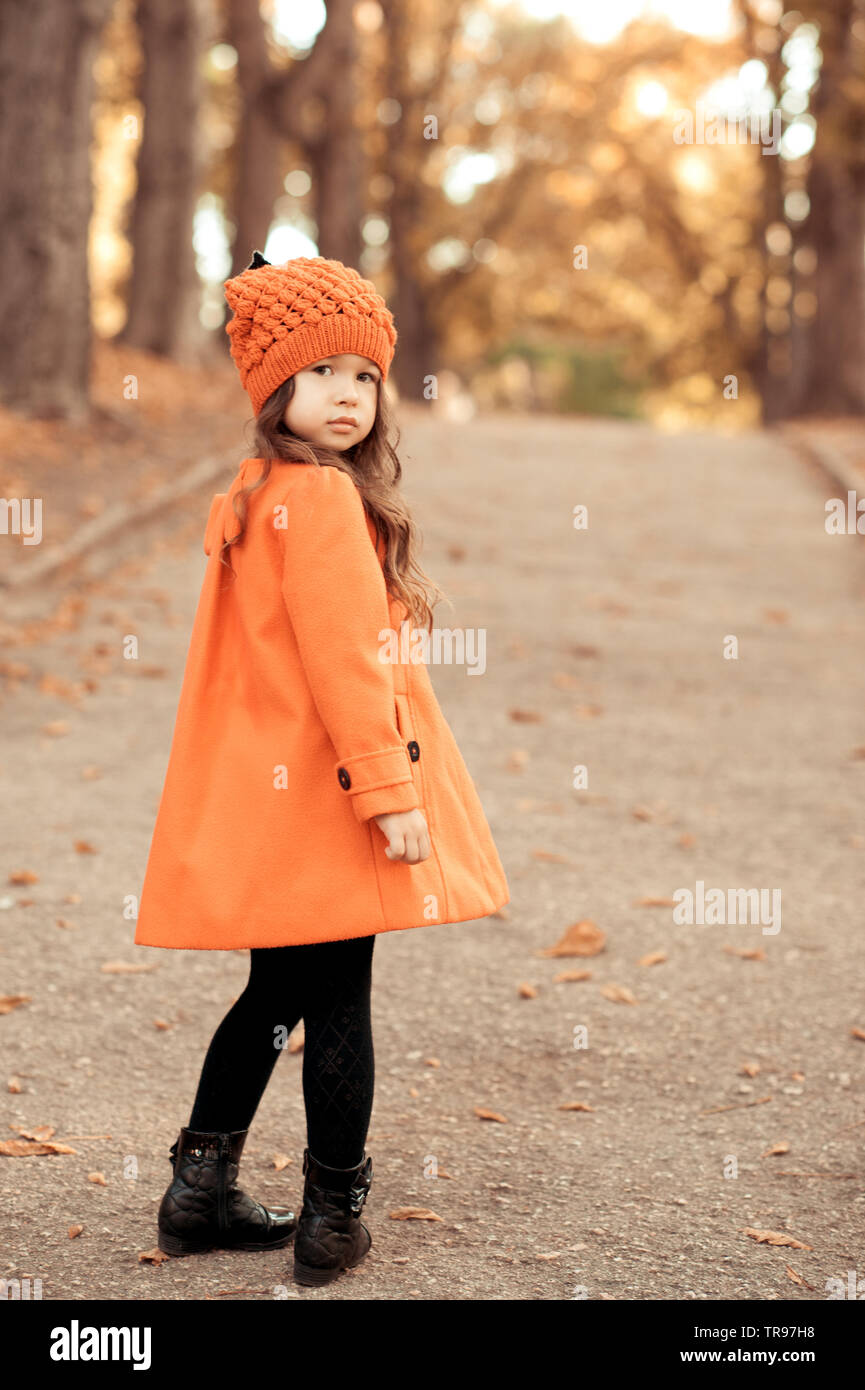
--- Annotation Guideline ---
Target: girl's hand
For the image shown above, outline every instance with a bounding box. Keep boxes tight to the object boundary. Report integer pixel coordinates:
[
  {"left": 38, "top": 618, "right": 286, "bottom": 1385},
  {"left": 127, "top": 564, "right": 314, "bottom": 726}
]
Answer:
[{"left": 373, "top": 809, "right": 431, "bottom": 863}]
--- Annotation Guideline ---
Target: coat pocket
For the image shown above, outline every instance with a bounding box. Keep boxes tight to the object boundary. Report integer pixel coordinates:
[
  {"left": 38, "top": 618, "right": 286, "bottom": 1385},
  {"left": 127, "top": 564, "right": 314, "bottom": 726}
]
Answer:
[{"left": 394, "top": 690, "right": 424, "bottom": 801}]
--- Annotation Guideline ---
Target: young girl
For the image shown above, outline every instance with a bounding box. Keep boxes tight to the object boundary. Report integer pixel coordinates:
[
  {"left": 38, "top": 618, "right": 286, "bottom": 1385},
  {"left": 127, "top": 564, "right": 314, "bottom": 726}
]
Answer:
[{"left": 134, "top": 252, "right": 510, "bottom": 1287}]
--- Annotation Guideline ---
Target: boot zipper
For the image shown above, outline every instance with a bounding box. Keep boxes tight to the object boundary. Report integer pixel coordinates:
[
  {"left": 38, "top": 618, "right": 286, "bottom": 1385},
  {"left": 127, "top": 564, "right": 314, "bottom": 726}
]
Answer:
[{"left": 217, "top": 1135, "right": 229, "bottom": 1237}]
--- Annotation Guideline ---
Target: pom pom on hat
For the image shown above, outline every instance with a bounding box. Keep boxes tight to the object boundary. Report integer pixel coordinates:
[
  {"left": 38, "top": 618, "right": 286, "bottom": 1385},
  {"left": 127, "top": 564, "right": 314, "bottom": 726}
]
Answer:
[{"left": 223, "top": 252, "right": 397, "bottom": 415}]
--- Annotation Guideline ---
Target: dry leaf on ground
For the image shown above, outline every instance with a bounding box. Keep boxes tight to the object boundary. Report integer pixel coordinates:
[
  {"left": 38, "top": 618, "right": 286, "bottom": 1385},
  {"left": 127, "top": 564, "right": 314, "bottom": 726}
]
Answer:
[
  {"left": 537, "top": 920, "right": 605, "bottom": 958},
  {"left": 742, "top": 1228, "right": 812, "bottom": 1250}
]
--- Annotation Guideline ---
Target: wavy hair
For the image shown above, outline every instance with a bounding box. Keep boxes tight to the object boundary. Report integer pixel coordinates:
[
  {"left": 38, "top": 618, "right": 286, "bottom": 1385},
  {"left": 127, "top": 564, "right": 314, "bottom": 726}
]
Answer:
[{"left": 217, "top": 376, "right": 449, "bottom": 634}]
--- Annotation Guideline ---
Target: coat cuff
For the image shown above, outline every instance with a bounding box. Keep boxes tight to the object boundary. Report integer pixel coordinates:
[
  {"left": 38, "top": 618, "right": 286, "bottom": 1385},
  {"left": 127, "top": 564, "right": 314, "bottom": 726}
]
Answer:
[{"left": 334, "top": 745, "right": 420, "bottom": 824}]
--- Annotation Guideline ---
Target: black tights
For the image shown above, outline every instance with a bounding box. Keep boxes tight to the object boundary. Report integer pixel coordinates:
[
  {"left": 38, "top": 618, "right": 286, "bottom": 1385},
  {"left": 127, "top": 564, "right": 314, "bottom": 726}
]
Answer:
[{"left": 187, "top": 934, "right": 375, "bottom": 1170}]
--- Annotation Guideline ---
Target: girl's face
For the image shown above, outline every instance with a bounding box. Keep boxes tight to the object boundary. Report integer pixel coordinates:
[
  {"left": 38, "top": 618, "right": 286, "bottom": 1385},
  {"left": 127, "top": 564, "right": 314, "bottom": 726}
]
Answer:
[{"left": 283, "top": 353, "right": 381, "bottom": 450}]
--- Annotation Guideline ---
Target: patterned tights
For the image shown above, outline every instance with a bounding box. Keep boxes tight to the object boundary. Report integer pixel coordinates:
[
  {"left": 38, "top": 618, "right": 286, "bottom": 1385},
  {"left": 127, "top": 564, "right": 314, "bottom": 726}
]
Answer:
[{"left": 187, "top": 934, "right": 375, "bottom": 1169}]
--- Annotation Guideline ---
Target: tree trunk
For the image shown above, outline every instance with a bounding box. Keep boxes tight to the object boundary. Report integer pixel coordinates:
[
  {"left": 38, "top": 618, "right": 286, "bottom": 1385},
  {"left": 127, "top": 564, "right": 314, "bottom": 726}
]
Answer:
[
  {"left": 0, "top": 0, "right": 115, "bottom": 420},
  {"left": 120, "top": 0, "right": 210, "bottom": 360},
  {"left": 225, "top": 0, "right": 284, "bottom": 280},
  {"left": 792, "top": 0, "right": 865, "bottom": 416},
  {"left": 794, "top": 162, "right": 865, "bottom": 414},
  {"left": 377, "top": 0, "right": 442, "bottom": 402},
  {"left": 305, "top": 3, "right": 363, "bottom": 267},
  {"left": 256, "top": 0, "right": 365, "bottom": 270}
]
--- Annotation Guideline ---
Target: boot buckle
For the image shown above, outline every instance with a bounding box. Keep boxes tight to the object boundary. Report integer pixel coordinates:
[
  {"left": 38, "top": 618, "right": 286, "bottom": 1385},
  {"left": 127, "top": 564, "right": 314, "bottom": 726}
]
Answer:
[
  {"left": 188, "top": 1141, "right": 221, "bottom": 1161},
  {"left": 348, "top": 1169, "right": 370, "bottom": 1217}
]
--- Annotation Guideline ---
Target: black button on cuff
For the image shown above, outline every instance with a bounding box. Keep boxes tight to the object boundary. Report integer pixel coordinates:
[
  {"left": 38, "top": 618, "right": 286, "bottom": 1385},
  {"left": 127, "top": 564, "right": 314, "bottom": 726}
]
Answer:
[
  {"left": 407, "top": 741, "right": 420, "bottom": 761},
  {"left": 337, "top": 767, "right": 351, "bottom": 789}
]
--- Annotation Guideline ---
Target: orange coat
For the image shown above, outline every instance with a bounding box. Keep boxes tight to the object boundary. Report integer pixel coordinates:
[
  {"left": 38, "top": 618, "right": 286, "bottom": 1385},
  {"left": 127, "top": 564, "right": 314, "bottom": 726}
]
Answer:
[{"left": 134, "top": 459, "right": 510, "bottom": 950}]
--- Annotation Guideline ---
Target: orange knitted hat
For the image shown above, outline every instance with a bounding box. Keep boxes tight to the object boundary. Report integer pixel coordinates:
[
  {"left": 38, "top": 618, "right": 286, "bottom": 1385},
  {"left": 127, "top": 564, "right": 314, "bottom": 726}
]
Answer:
[{"left": 223, "top": 251, "right": 397, "bottom": 415}]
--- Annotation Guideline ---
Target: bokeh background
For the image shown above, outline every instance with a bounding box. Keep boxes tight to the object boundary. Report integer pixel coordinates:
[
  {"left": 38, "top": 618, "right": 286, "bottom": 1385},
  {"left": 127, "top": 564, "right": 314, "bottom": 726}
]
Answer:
[{"left": 3, "top": 0, "right": 864, "bottom": 440}]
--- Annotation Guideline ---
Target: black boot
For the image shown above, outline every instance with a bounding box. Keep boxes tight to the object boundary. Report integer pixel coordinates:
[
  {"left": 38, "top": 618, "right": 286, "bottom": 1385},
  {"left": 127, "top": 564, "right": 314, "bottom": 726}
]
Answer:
[
  {"left": 292, "top": 1147, "right": 373, "bottom": 1286},
  {"left": 157, "top": 1127, "right": 297, "bottom": 1256}
]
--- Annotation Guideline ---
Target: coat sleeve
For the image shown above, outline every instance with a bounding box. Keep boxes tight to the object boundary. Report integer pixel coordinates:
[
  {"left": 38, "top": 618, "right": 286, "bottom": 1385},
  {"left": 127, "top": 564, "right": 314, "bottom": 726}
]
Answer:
[{"left": 277, "top": 465, "right": 421, "bottom": 824}]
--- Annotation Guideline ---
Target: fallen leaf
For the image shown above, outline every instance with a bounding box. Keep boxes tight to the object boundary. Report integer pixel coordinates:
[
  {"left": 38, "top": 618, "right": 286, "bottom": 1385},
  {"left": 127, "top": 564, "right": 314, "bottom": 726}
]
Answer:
[
  {"left": 851, "top": 1027, "right": 865, "bottom": 1042},
  {"left": 558, "top": 1101, "right": 595, "bottom": 1112},
  {"left": 474, "top": 1107, "right": 507, "bottom": 1123},
  {"left": 42, "top": 720, "right": 70, "bottom": 736},
  {"left": 638, "top": 951, "right": 667, "bottom": 967},
  {"left": 424, "top": 1057, "right": 440, "bottom": 1068},
  {"left": 0, "top": 1139, "right": 77, "bottom": 1156},
  {"left": 271, "top": 1153, "right": 292, "bottom": 1172},
  {"left": 68, "top": 1224, "right": 84, "bottom": 1239},
  {"left": 762, "top": 1142, "right": 790, "bottom": 1157},
  {"left": 153, "top": 1019, "right": 172, "bottom": 1030},
  {"left": 139, "top": 1248, "right": 170, "bottom": 1265},
  {"left": 634, "top": 895, "right": 676, "bottom": 908},
  {"left": 74, "top": 841, "right": 98, "bottom": 854},
  {"left": 724, "top": 946, "right": 766, "bottom": 960},
  {"left": 742, "top": 1228, "right": 811, "bottom": 1250},
  {"left": 13, "top": 1124, "right": 55, "bottom": 1140},
  {"left": 7, "top": 871, "right": 37, "bottom": 885},
  {"left": 55, "top": 917, "right": 77, "bottom": 930},
  {"left": 508, "top": 708, "right": 543, "bottom": 723},
  {"left": 600, "top": 984, "right": 637, "bottom": 1004},
  {"left": 701, "top": 1096, "right": 772, "bottom": 1115},
  {"left": 0, "top": 995, "right": 31, "bottom": 1014},
  {"left": 388, "top": 1207, "right": 443, "bottom": 1221},
  {"left": 88, "top": 1172, "right": 108, "bottom": 1185},
  {"left": 553, "top": 968, "right": 592, "bottom": 982},
  {"left": 518, "top": 982, "right": 538, "bottom": 998},
  {"left": 531, "top": 849, "right": 570, "bottom": 863},
  {"left": 785, "top": 1265, "right": 814, "bottom": 1289},
  {"left": 7, "top": 1077, "right": 23, "bottom": 1093},
  {"left": 741, "top": 1062, "right": 761, "bottom": 1077},
  {"left": 537, "top": 920, "right": 605, "bottom": 958}
]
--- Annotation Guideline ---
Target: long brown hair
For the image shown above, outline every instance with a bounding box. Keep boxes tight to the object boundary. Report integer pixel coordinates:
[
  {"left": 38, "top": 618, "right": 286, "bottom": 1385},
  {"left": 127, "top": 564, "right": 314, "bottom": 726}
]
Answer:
[{"left": 217, "top": 376, "right": 449, "bottom": 633}]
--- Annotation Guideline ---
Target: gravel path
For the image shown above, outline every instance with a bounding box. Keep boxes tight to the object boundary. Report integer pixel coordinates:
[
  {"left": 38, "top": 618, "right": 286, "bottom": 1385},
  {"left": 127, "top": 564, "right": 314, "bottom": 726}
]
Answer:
[{"left": 2, "top": 412, "right": 864, "bottom": 1302}]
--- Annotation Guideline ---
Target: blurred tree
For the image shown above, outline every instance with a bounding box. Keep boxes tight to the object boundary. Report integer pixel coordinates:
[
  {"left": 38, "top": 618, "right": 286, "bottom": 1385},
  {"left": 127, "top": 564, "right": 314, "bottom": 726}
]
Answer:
[
  {"left": 736, "top": 0, "right": 865, "bottom": 420},
  {"left": 257, "top": 0, "right": 365, "bottom": 268},
  {"left": 376, "top": 0, "right": 464, "bottom": 401},
  {"left": 0, "top": 0, "right": 115, "bottom": 419},
  {"left": 404, "top": 14, "right": 749, "bottom": 419},
  {"left": 119, "top": 0, "right": 212, "bottom": 360},
  {"left": 224, "top": 0, "right": 284, "bottom": 278},
  {"left": 796, "top": 0, "right": 865, "bottom": 415}
]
